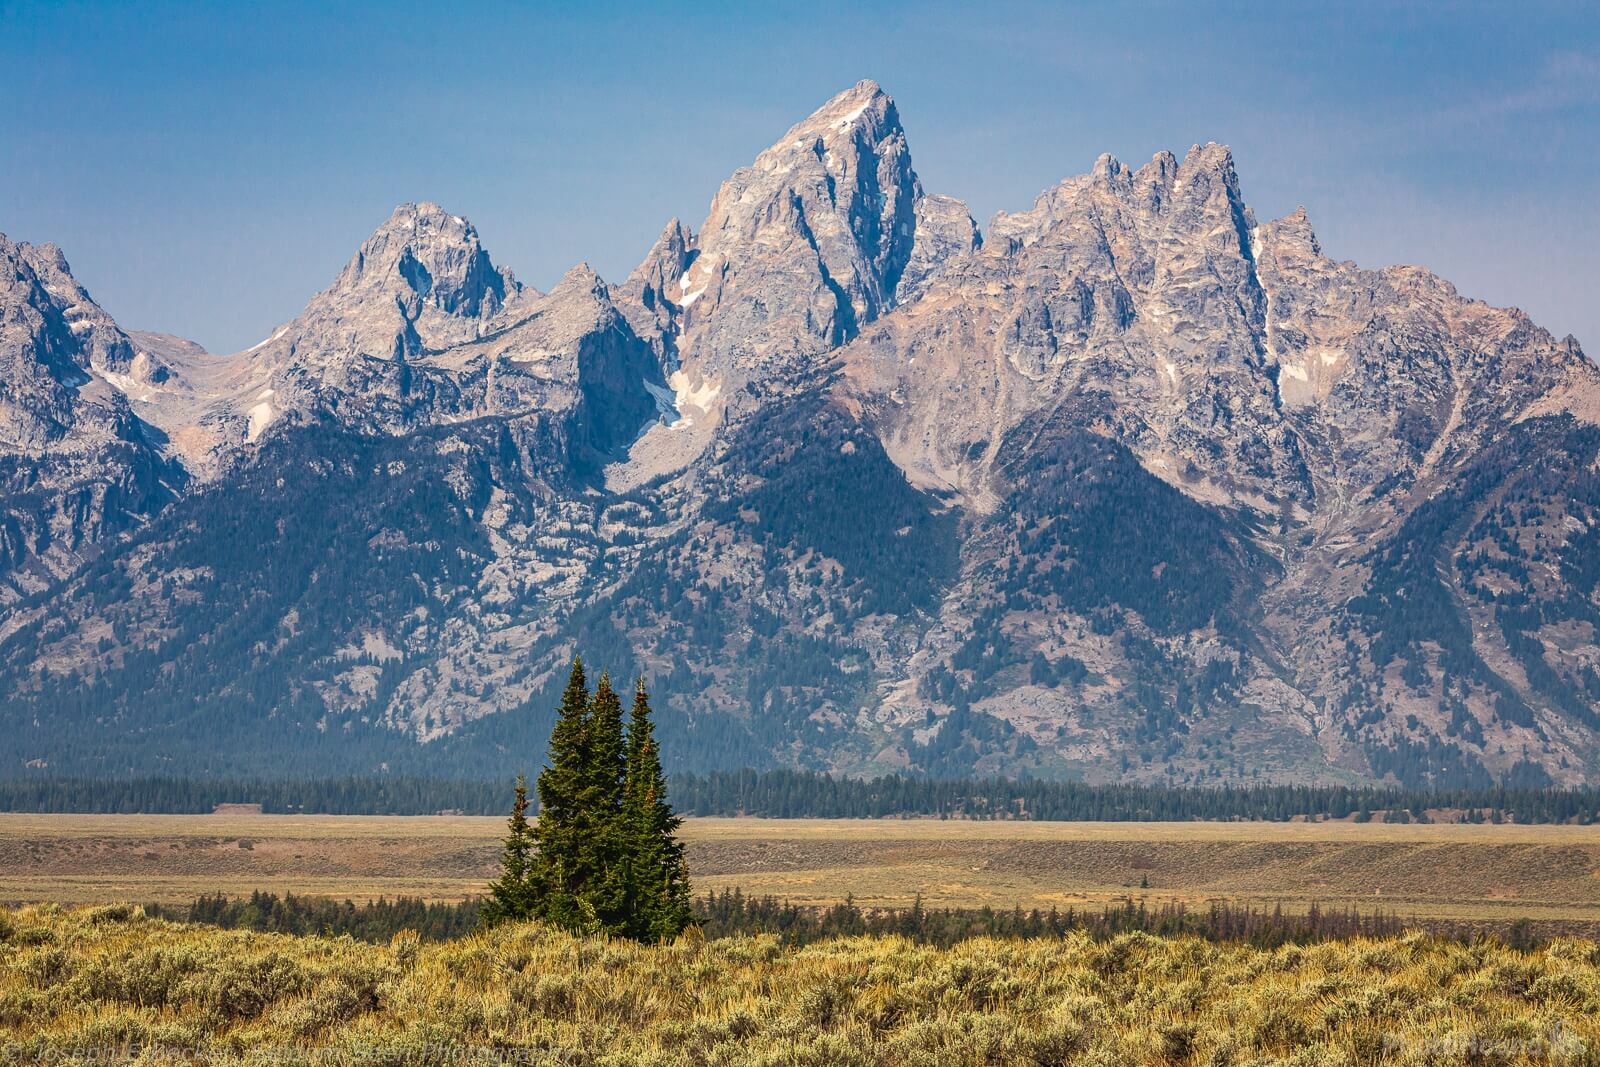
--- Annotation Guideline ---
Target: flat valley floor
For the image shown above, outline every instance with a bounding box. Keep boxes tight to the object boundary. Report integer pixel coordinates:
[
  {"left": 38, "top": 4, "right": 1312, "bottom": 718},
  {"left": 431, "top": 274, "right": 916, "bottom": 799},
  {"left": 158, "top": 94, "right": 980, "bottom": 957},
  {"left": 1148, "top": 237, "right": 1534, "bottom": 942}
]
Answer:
[{"left": 3, "top": 814, "right": 1598, "bottom": 931}]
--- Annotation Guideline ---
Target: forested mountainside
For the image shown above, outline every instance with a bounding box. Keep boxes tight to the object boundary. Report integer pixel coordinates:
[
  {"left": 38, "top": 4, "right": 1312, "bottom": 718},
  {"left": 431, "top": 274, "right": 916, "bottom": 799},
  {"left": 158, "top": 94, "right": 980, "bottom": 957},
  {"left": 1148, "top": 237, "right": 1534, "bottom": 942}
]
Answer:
[{"left": 2, "top": 81, "right": 1597, "bottom": 786}]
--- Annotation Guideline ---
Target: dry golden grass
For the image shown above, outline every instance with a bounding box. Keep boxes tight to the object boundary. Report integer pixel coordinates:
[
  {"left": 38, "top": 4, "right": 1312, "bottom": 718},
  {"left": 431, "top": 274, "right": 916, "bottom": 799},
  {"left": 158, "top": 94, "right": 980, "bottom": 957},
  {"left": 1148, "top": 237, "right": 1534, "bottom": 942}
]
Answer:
[
  {"left": 2, "top": 815, "right": 1598, "bottom": 927},
  {"left": 3, "top": 904, "right": 1600, "bottom": 1065}
]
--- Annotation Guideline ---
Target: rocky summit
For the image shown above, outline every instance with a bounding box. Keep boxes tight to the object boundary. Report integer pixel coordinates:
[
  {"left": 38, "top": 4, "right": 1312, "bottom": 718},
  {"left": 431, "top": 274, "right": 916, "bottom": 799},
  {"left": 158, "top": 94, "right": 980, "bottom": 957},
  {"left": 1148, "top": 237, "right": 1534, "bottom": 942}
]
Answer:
[{"left": 2, "top": 81, "right": 1597, "bottom": 787}]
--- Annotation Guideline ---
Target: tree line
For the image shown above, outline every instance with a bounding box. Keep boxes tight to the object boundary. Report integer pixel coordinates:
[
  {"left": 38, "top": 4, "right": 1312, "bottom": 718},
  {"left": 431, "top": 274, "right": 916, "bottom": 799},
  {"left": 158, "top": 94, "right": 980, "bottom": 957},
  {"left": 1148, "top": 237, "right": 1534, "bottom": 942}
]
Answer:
[
  {"left": 670, "top": 769, "right": 1600, "bottom": 822},
  {"left": 157, "top": 889, "right": 1579, "bottom": 952},
  {"left": 146, "top": 891, "right": 481, "bottom": 942},
  {"left": 693, "top": 891, "right": 1415, "bottom": 950},
  {"left": 7, "top": 769, "right": 1600, "bottom": 823}
]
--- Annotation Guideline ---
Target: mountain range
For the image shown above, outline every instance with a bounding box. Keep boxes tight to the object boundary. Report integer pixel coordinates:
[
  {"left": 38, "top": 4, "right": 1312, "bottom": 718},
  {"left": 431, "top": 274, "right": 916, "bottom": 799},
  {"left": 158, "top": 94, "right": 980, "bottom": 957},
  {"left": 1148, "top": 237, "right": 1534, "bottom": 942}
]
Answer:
[{"left": 3, "top": 81, "right": 1597, "bottom": 787}]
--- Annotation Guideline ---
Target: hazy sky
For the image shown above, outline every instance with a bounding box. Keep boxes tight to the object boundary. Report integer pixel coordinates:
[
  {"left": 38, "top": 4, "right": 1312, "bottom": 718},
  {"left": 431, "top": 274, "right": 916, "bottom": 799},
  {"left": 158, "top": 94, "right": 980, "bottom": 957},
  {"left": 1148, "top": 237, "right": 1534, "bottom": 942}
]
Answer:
[{"left": 2, "top": 1, "right": 1595, "bottom": 354}]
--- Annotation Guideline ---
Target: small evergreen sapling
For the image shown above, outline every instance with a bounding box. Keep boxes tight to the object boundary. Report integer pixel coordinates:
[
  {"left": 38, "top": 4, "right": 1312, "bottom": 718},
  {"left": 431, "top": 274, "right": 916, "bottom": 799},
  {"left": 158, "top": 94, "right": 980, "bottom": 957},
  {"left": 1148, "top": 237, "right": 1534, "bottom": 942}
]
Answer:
[{"left": 481, "top": 774, "right": 535, "bottom": 926}]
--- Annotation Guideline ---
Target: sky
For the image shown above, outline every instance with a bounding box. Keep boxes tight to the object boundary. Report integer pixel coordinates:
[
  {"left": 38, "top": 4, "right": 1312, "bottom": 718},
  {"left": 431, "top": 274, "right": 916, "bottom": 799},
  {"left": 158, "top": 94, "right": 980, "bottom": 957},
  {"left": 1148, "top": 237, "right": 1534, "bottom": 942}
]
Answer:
[{"left": 1, "top": 0, "right": 1595, "bottom": 354}]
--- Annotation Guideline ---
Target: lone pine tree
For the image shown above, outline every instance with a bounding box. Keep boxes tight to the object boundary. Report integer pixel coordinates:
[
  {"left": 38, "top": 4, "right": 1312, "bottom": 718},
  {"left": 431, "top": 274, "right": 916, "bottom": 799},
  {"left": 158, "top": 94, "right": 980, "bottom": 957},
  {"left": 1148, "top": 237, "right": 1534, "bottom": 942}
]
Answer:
[{"left": 486, "top": 657, "right": 691, "bottom": 941}]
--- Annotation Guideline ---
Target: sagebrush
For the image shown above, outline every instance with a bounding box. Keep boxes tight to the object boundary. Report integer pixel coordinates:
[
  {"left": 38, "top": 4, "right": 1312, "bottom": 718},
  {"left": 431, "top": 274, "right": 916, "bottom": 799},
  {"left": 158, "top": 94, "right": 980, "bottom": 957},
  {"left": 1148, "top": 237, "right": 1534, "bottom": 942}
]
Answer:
[{"left": 3, "top": 904, "right": 1599, "bottom": 1065}]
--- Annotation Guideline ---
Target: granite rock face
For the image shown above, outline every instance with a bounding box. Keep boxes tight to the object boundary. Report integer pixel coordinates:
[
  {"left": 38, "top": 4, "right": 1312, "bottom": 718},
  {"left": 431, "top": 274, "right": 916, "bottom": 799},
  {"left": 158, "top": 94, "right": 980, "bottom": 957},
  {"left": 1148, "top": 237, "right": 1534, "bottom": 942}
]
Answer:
[
  {"left": 0, "top": 237, "right": 180, "bottom": 599},
  {"left": 4, "top": 83, "right": 1599, "bottom": 786},
  {"left": 254, "top": 201, "right": 525, "bottom": 371},
  {"left": 619, "top": 82, "right": 978, "bottom": 393},
  {"left": 835, "top": 143, "right": 1600, "bottom": 785},
  {"left": 110, "top": 202, "right": 663, "bottom": 477},
  {"left": 671, "top": 80, "right": 919, "bottom": 378}
]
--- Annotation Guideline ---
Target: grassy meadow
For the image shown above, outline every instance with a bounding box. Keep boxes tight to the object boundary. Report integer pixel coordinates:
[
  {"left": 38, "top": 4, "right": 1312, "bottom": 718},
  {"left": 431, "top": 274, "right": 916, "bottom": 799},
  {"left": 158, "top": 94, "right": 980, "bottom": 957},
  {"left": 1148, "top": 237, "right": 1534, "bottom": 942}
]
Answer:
[
  {"left": 4, "top": 814, "right": 1599, "bottom": 931},
  {"left": 2, "top": 903, "right": 1599, "bottom": 1065}
]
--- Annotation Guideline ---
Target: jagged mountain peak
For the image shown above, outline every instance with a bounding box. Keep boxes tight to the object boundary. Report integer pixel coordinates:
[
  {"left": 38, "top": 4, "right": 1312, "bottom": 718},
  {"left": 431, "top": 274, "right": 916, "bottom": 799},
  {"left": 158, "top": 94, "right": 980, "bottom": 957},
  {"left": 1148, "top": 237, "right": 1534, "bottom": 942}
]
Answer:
[
  {"left": 366, "top": 200, "right": 470, "bottom": 239},
  {"left": 1179, "top": 140, "right": 1236, "bottom": 168},
  {"left": 127, "top": 207, "right": 575, "bottom": 468},
  {"left": 615, "top": 218, "right": 697, "bottom": 371},
  {"left": 627, "top": 218, "right": 694, "bottom": 293},
  {"left": 625, "top": 80, "right": 925, "bottom": 384},
  {"left": 1081, "top": 148, "right": 1189, "bottom": 200},
  {"left": 238, "top": 202, "right": 524, "bottom": 369},
  {"left": 16, "top": 237, "right": 70, "bottom": 275},
  {"left": 0, "top": 232, "right": 146, "bottom": 387},
  {"left": 760, "top": 78, "right": 896, "bottom": 157},
  {"left": 1, "top": 234, "right": 104, "bottom": 436},
  {"left": 1145, "top": 148, "right": 1180, "bottom": 175},
  {"left": 550, "top": 261, "right": 608, "bottom": 300},
  {"left": 326, "top": 202, "right": 521, "bottom": 340},
  {"left": 380, "top": 199, "right": 464, "bottom": 225},
  {"left": 1171, "top": 143, "right": 1251, "bottom": 219},
  {"left": 352, "top": 201, "right": 526, "bottom": 300},
  {"left": 1256, "top": 205, "right": 1321, "bottom": 257},
  {"left": 986, "top": 141, "right": 1255, "bottom": 262},
  {"left": 344, "top": 201, "right": 485, "bottom": 276},
  {"left": 0, "top": 233, "right": 180, "bottom": 596}
]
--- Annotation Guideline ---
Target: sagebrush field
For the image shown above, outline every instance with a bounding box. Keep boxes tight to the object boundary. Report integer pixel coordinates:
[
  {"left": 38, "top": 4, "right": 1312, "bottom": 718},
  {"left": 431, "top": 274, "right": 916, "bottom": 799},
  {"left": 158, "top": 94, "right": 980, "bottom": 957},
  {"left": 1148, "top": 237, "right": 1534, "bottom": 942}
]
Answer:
[{"left": 2, "top": 904, "right": 1598, "bottom": 1065}]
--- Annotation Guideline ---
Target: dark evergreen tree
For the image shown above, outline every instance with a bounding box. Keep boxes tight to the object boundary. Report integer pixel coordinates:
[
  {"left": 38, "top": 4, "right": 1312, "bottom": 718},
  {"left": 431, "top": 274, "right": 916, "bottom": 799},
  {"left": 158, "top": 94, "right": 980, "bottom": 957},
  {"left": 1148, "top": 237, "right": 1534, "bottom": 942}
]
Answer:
[
  {"left": 531, "top": 658, "right": 591, "bottom": 930},
  {"left": 621, "top": 677, "right": 692, "bottom": 941},
  {"left": 477, "top": 774, "right": 534, "bottom": 927},
  {"left": 582, "top": 672, "right": 630, "bottom": 935}
]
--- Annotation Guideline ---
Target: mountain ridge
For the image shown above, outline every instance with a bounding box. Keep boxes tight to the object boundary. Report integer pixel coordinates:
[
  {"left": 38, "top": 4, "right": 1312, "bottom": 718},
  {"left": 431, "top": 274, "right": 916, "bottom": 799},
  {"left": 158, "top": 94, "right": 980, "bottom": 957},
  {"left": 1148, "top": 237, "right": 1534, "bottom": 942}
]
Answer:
[{"left": 3, "top": 82, "right": 1596, "bottom": 788}]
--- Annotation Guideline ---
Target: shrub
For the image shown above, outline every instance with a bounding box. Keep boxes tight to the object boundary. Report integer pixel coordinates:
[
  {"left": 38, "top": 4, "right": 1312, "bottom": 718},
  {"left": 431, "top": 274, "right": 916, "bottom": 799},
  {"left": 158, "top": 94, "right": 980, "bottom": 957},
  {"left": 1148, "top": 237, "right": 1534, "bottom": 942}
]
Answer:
[
  {"left": 85, "top": 903, "right": 144, "bottom": 926},
  {"left": 185, "top": 949, "right": 307, "bottom": 1021}
]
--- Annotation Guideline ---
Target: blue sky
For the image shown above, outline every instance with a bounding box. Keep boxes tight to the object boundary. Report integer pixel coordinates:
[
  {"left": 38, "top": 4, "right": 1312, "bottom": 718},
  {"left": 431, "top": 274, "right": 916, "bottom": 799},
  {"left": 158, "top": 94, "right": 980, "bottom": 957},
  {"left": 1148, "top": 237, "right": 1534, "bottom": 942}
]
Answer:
[{"left": 2, "top": 0, "right": 1595, "bottom": 353}]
